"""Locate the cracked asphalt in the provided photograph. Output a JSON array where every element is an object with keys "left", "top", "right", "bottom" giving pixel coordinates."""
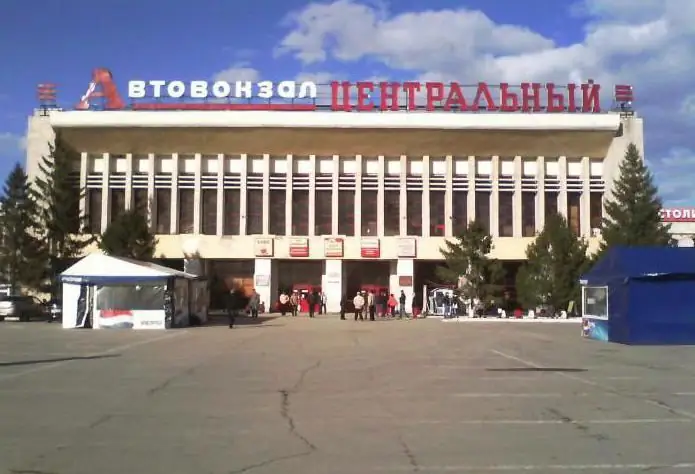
[{"left": 2, "top": 317, "right": 695, "bottom": 474}]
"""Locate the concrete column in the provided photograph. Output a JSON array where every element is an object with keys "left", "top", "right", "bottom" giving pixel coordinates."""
[
  {"left": 395, "top": 259, "right": 415, "bottom": 314},
  {"left": 490, "top": 155, "right": 500, "bottom": 237},
  {"left": 558, "top": 155, "right": 568, "bottom": 218},
  {"left": 581, "top": 156, "right": 591, "bottom": 237},
  {"left": 216, "top": 154, "right": 224, "bottom": 236},
  {"left": 422, "top": 155, "right": 430, "bottom": 237},
  {"left": 377, "top": 155, "right": 384, "bottom": 236},
  {"left": 354, "top": 155, "right": 362, "bottom": 237},
  {"left": 239, "top": 154, "right": 248, "bottom": 235},
  {"left": 79, "top": 152, "right": 88, "bottom": 221},
  {"left": 331, "top": 155, "right": 339, "bottom": 235},
  {"left": 147, "top": 153, "right": 155, "bottom": 231},
  {"left": 323, "top": 259, "right": 343, "bottom": 313},
  {"left": 100, "top": 152, "right": 110, "bottom": 232},
  {"left": 536, "top": 156, "right": 545, "bottom": 232},
  {"left": 308, "top": 154, "right": 316, "bottom": 236},
  {"left": 286, "top": 154, "right": 293, "bottom": 236},
  {"left": 170, "top": 154, "right": 179, "bottom": 235},
  {"left": 193, "top": 153, "right": 202, "bottom": 234},
  {"left": 513, "top": 155, "right": 522, "bottom": 237},
  {"left": 254, "top": 258, "right": 274, "bottom": 312},
  {"left": 467, "top": 156, "right": 476, "bottom": 222},
  {"left": 445, "top": 155, "right": 454, "bottom": 236},
  {"left": 262, "top": 153, "right": 270, "bottom": 235},
  {"left": 125, "top": 153, "right": 133, "bottom": 210},
  {"left": 399, "top": 154, "right": 407, "bottom": 236}
]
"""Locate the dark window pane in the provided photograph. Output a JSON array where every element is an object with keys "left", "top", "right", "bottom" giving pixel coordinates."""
[
  {"left": 452, "top": 191, "right": 467, "bottom": 235},
  {"left": 315, "top": 190, "right": 332, "bottom": 235},
  {"left": 291, "top": 190, "right": 309, "bottom": 235},
  {"left": 246, "top": 190, "right": 263, "bottom": 235},
  {"left": 590, "top": 192, "right": 603, "bottom": 230},
  {"left": 430, "top": 191, "right": 446, "bottom": 236},
  {"left": 362, "top": 191, "right": 378, "bottom": 236},
  {"left": 545, "top": 192, "right": 558, "bottom": 222},
  {"left": 110, "top": 189, "right": 125, "bottom": 223},
  {"left": 499, "top": 192, "right": 514, "bottom": 237},
  {"left": 178, "top": 189, "right": 194, "bottom": 234},
  {"left": 406, "top": 191, "right": 422, "bottom": 236},
  {"left": 521, "top": 192, "right": 536, "bottom": 237},
  {"left": 67, "top": 174, "right": 80, "bottom": 233},
  {"left": 384, "top": 190, "right": 400, "bottom": 236},
  {"left": 269, "top": 190, "right": 286, "bottom": 235},
  {"left": 475, "top": 191, "right": 490, "bottom": 233},
  {"left": 155, "top": 189, "right": 171, "bottom": 234},
  {"left": 568, "top": 192, "right": 581, "bottom": 235},
  {"left": 87, "top": 189, "right": 102, "bottom": 233},
  {"left": 133, "top": 189, "right": 148, "bottom": 219},
  {"left": 223, "top": 189, "right": 240, "bottom": 235},
  {"left": 202, "top": 189, "right": 217, "bottom": 235},
  {"left": 338, "top": 191, "right": 355, "bottom": 236}
]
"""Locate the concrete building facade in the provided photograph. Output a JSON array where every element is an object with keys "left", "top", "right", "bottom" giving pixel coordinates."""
[{"left": 25, "top": 109, "right": 644, "bottom": 312}]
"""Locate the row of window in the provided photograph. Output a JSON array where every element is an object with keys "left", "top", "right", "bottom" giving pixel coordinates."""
[{"left": 86, "top": 189, "right": 603, "bottom": 237}]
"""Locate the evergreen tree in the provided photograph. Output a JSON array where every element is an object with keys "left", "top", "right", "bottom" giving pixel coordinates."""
[
  {"left": 436, "top": 220, "right": 505, "bottom": 304},
  {"left": 599, "top": 143, "right": 672, "bottom": 253},
  {"left": 0, "top": 163, "right": 47, "bottom": 293},
  {"left": 99, "top": 209, "right": 157, "bottom": 260},
  {"left": 516, "top": 213, "right": 589, "bottom": 313},
  {"left": 33, "top": 132, "right": 93, "bottom": 289}
]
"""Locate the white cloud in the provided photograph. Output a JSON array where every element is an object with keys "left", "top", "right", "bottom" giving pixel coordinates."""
[
  {"left": 274, "top": 0, "right": 695, "bottom": 204},
  {"left": 213, "top": 63, "right": 260, "bottom": 83}
]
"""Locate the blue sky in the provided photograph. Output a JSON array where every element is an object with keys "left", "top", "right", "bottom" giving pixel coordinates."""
[{"left": 1, "top": 0, "right": 693, "bottom": 205}]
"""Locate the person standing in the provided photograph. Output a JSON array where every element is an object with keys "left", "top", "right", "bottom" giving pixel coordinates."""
[
  {"left": 279, "top": 291, "right": 289, "bottom": 316},
  {"left": 308, "top": 290, "right": 319, "bottom": 318},
  {"left": 289, "top": 291, "right": 299, "bottom": 317},
  {"left": 248, "top": 288, "right": 260, "bottom": 318},
  {"left": 399, "top": 290, "right": 407, "bottom": 319},
  {"left": 368, "top": 290, "right": 376, "bottom": 321},
  {"left": 320, "top": 291, "right": 327, "bottom": 315},
  {"left": 339, "top": 294, "right": 347, "bottom": 320},
  {"left": 387, "top": 293, "right": 397, "bottom": 318},
  {"left": 226, "top": 289, "right": 238, "bottom": 328},
  {"left": 353, "top": 292, "right": 365, "bottom": 321}
]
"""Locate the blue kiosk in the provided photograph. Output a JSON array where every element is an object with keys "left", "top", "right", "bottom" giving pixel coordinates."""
[{"left": 580, "top": 246, "right": 695, "bottom": 345}]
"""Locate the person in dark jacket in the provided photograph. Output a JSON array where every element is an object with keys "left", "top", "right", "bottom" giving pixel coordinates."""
[
  {"left": 339, "top": 294, "right": 346, "bottom": 320},
  {"left": 226, "top": 290, "right": 238, "bottom": 328},
  {"left": 308, "top": 291, "right": 319, "bottom": 318}
]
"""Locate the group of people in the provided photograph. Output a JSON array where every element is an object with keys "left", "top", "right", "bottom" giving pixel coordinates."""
[
  {"left": 277, "top": 290, "right": 328, "bottom": 318},
  {"left": 226, "top": 287, "right": 261, "bottom": 329},
  {"left": 343, "top": 290, "right": 416, "bottom": 321}
]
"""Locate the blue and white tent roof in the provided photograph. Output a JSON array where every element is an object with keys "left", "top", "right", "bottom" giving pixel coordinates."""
[{"left": 61, "top": 253, "right": 197, "bottom": 283}]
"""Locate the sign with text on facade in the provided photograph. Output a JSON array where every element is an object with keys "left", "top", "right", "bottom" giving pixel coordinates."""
[
  {"left": 255, "top": 275, "right": 270, "bottom": 287},
  {"left": 289, "top": 238, "right": 310, "bottom": 258},
  {"left": 397, "top": 238, "right": 417, "bottom": 258},
  {"left": 660, "top": 208, "right": 695, "bottom": 223},
  {"left": 60, "top": 68, "right": 632, "bottom": 113},
  {"left": 254, "top": 238, "right": 274, "bottom": 257},
  {"left": 360, "top": 238, "right": 380, "bottom": 258},
  {"left": 324, "top": 238, "right": 344, "bottom": 258}
]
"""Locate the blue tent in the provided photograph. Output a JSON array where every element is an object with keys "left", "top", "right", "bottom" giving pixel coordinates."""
[{"left": 580, "top": 246, "right": 695, "bottom": 345}]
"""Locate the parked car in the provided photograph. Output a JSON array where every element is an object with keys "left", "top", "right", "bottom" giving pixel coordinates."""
[{"left": 0, "top": 295, "right": 47, "bottom": 322}]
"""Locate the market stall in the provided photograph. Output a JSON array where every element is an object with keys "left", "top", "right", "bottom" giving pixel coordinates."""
[
  {"left": 60, "top": 254, "right": 208, "bottom": 330},
  {"left": 580, "top": 246, "right": 695, "bottom": 344}
]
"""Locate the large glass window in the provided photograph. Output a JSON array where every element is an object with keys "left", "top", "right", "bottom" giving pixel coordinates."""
[
  {"left": 362, "top": 191, "right": 378, "bottom": 236},
  {"left": 384, "top": 190, "right": 400, "bottom": 236},
  {"left": 568, "top": 192, "right": 581, "bottom": 235},
  {"left": 315, "top": 190, "right": 332, "bottom": 235},
  {"left": 87, "top": 189, "right": 102, "bottom": 233},
  {"left": 583, "top": 286, "right": 608, "bottom": 320},
  {"left": 246, "top": 189, "right": 263, "bottom": 235},
  {"left": 338, "top": 191, "right": 355, "bottom": 236},
  {"left": 430, "top": 191, "right": 446, "bottom": 236},
  {"left": 590, "top": 192, "right": 603, "bottom": 231},
  {"left": 96, "top": 284, "right": 165, "bottom": 311},
  {"left": 452, "top": 191, "right": 467, "bottom": 235},
  {"left": 545, "top": 192, "right": 559, "bottom": 223},
  {"left": 475, "top": 191, "right": 491, "bottom": 233},
  {"left": 521, "top": 192, "right": 536, "bottom": 237},
  {"left": 499, "top": 192, "right": 514, "bottom": 237},
  {"left": 178, "top": 189, "right": 194, "bottom": 234},
  {"left": 291, "top": 190, "right": 309, "bottom": 235},
  {"left": 223, "top": 190, "right": 240, "bottom": 235},
  {"left": 155, "top": 189, "right": 171, "bottom": 234},
  {"left": 201, "top": 189, "right": 217, "bottom": 235},
  {"left": 406, "top": 191, "right": 422, "bottom": 236},
  {"left": 110, "top": 189, "right": 125, "bottom": 223},
  {"left": 269, "top": 190, "right": 286, "bottom": 235},
  {"left": 133, "top": 189, "right": 148, "bottom": 219}
]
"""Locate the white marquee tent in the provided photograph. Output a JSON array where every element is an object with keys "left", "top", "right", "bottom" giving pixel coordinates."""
[{"left": 60, "top": 254, "right": 208, "bottom": 330}]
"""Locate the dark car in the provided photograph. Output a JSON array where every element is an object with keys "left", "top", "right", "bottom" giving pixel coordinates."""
[{"left": 0, "top": 295, "right": 46, "bottom": 322}]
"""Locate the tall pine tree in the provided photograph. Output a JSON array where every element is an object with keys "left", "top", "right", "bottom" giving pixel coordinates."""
[
  {"left": 33, "top": 132, "right": 93, "bottom": 290},
  {"left": 436, "top": 220, "right": 504, "bottom": 304},
  {"left": 99, "top": 209, "right": 158, "bottom": 260},
  {"left": 516, "top": 213, "right": 588, "bottom": 313},
  {"left": 0, "top": 163, "right": 47, "bottom": 293},
  {"left": 599, "top": 143, "right": 672, "bottom": 253}
]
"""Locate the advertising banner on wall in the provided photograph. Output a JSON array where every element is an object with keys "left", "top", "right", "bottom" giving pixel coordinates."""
[
  {"left": 289, "top": 238, "right": 310, "bottom": 257},
  {"left": 361, "top": 238, "right": 380, "bottom": 258},
  {"left": 324, "top": 238, "right": 344, "bottom": 258},
  {"left": 397, "top": 238, "right": 417, "bottom": 258},
  {"left": 254, "top": 238, "right": 274, "bottom": 257}
]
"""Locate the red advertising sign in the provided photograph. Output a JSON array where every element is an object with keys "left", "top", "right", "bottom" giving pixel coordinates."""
[
  {"left": 660, "top": 208, "right": 695, "bottom": 223},
  {"left": 360, "top": 238, "right": 380, "bottom": 258},
  {"left": 289, "top": 238, "right": 309, "bottom": 257}
]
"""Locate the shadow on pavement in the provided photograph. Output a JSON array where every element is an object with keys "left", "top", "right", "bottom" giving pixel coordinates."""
[
  {"left": 486, "top": 367, "right": 588, "bottom": 373},
  {"left": 0, "top": 354, "right": 120, "bottom": 367},
  {"left": 203, "top": 315, "right": 282, "bottom": 328}
]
